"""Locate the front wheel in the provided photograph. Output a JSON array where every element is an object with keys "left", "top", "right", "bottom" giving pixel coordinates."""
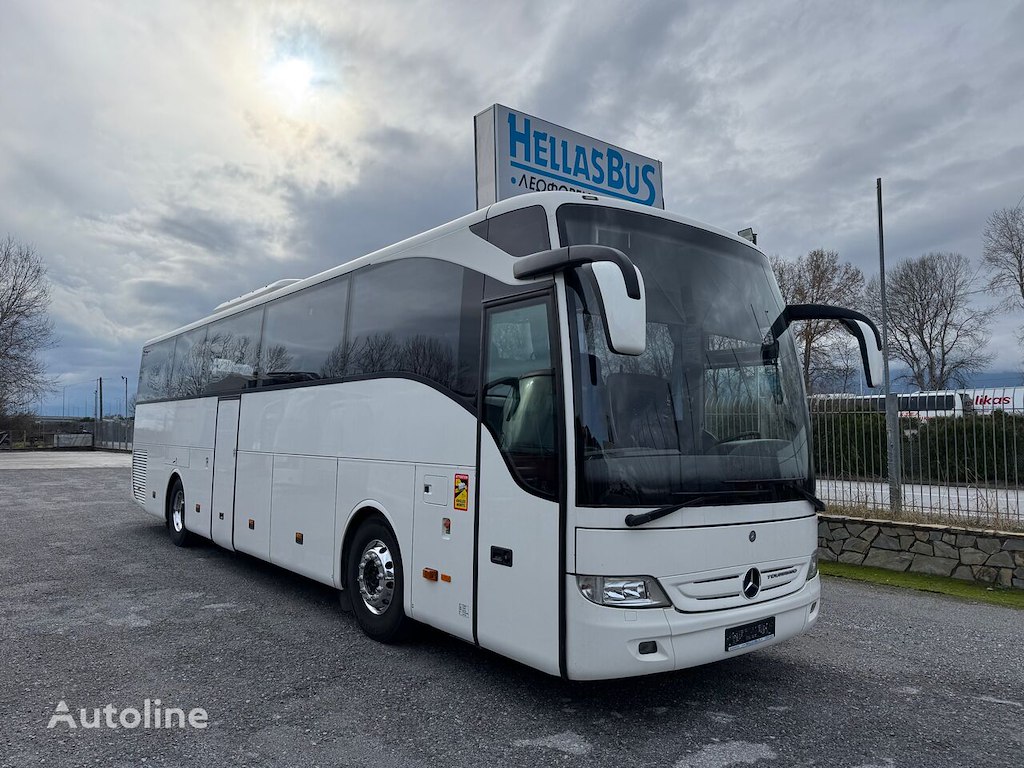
[
  {"left": 167, "top": 477, "right": 193, "bottom": 548},
  {"left": 347, "top": 517, "right": 409, "bottom": 643}
]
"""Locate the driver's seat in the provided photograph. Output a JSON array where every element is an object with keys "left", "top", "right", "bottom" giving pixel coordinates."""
[{"left": 605, "top": 373, "right": 679, "bottom": 450}]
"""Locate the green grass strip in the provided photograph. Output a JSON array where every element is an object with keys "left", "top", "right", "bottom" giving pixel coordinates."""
[{"left": 820, "top": 561, "right": 1024, "bottom": 610}]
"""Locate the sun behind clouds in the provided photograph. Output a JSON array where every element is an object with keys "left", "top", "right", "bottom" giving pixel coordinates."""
[{"left": 264, "top": 56, "right": 315, "bottom": 113}]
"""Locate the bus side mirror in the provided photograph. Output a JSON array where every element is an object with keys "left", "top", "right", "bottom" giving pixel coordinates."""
[
  {"left": 587, "top": 261, "right": 647, "bottom": 355},
  {"left": 839, "top": 318, "right": 884, "bottom": 389},
  {"left": 770, "top": 304, "right": 884, "bottom": 388},
  {"left": 513, "top": 244, "right": 647, "bottom": 356}
]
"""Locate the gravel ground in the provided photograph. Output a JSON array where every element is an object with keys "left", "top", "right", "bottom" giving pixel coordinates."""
[{"left": 1, "top": 462, "right": 1021, "bottom": 768}]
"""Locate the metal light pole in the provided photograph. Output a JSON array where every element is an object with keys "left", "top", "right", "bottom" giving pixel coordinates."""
[
  {"left": 876, "top": 178, "right": 902, "bottom": 513},
  {"left": 121, "top": 376, "right": 128, "bottom": 418}
]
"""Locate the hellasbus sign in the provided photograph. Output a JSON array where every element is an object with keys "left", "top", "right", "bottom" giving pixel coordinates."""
[{"left": 474, "top": 104, "right": 664, "bottom": 209}]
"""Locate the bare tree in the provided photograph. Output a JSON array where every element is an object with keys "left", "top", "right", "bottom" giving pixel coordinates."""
[
  {"left": 770, "top": 249, "right": 865, "bottom": 393},
  {"left": 320, "top": 342, "right": 355, "bottom": 378},
  {"left": 982, "top": 206, "right": 1024, "bottom": 320},
  {"left": 397, "top": 335, "right": 457, "bottom": 388},
  {"left": 0, "top": 236, "right": 56, "bottom": 416},
  {"left": 355, "top": 333, "right": 400, "bottom": 374},
  {"left": 812, "top": 336, "right": 861, "bottom": 393},
  {"left": 867, "top": 252, "right": 992, "bottom": 389}
]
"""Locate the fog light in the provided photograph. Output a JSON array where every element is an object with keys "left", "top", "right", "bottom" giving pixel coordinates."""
[
  {"left": 638, "top": 640, "right": 658, "bottom": 655},
  {"left": 576, "top": 575, "right": 670, "bottom": 608}
]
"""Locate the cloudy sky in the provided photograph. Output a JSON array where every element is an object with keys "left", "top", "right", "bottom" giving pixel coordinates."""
[{"left": 2, "top": 0, "right": 1023, "bottom": 414}]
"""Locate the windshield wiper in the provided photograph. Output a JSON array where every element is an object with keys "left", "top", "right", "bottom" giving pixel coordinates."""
[
  {"left": 778, "top": 479, "right": 826, "bottom": 511},
  {"left": 624, "top": 490, "right": 760, "bottom": 528},
  {"left": 725, "top": 478, "right": 826, "bottom": 512}
]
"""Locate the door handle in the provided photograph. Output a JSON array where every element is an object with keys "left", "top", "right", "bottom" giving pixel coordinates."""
[{"left": 490, "top": 546, "right": 513, "bottom": 567}]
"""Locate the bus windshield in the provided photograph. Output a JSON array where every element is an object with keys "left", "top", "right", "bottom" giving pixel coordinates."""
[{"left": 559, "top": 204, "right": 811, "bottom": 507}]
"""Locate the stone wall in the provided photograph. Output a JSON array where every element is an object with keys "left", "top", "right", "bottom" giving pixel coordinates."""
[{"left": 818, "top": 515, "right": 1024, "bottom": 589}]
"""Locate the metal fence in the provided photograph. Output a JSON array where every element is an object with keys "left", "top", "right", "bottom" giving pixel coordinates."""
[
  {"left": 811, "top": 399, "right": 1023, "bottom": 528},
  {"left": 93, "top": 418, "right": 133, "bottom": 451},
  {"left": 0, "top": 417, "right": 132, "bottom": 452}
]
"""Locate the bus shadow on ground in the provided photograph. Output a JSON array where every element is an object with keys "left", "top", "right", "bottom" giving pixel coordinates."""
[{"left": 130, "top": 515, "right": 815, "bottom": 715}]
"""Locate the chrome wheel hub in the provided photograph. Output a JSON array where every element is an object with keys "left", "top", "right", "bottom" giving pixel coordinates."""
[
  {"left": 171, "top": 490, "right": 184, "bottom": 533},
  {"left": 357, "top": 539, "right": 395, "bottom": 615}
]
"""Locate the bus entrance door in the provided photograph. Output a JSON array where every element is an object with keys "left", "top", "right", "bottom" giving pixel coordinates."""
[
  {"left": 210, "top": 396, "right": 241, "bottom": 548},
  {"left": 475, "top": 296, "right": 563, "bottom": 677}
]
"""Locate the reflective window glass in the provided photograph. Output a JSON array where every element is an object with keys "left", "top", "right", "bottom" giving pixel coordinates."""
[
  {"left": 137, "top": 338, "right": 175, "bottom": 402},
  {"left": 259, "top": 279, "right": 348, "bottom": 386},
  {"left": 169, "top": 326, "right": 209, "bottom": 398},
  {"left": 205, "top": 307, "right": 263, "bottom": 394}
]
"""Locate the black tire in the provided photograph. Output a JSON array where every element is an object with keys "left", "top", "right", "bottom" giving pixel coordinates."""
[
  {"left": 166, "top": 476, "right": 193, "bottom": 548},
  {"left": 346, "top": 517, "right": 408, "bottom": 643}
]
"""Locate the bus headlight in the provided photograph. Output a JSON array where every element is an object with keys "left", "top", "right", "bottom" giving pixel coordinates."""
[
  {"left": 576, "top": 575, "right": 671, "bottom": 608},
  {"left": 807, "top": 552, "right": 819, "bottom": 580}
]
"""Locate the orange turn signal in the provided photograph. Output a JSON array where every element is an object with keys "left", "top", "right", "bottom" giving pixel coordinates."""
[
  {"left": 440, "top": 573, "right": 452, "bottom": 583},
  {"left": 422, "top": 568, "right": 438, "bottom": 581}
]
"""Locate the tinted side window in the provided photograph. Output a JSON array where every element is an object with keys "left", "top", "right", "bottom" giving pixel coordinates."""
[
  {"left": 137, "top": 338, "right": 176, "bottom": 403},
  {"left": 205, "top": 307, "right": 263, "bottom": 394},
  {"left": 483, "top": 300, "right": 559, "bottom": 497},
  {"left": 473, "top": 206, "right": 551, "bottom": 257},
  {"left": 347, "top": 259, "right": 482, "bottom": 399},
  {"left": 259, "top": 278, "right": 348, "bottom": 385},
  {"left": 169, "top": 326, "right": 209, "bottom": 398}
]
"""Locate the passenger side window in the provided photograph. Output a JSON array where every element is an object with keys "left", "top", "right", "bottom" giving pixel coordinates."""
[
  {"left": 205, "top": 307, "right": 263, "bottom": 394},
  {"left": 347, "top": 259, "right": 479, "bottom": 396},
  {"left": 169, "top": 326, "right": 209, "bottom": 398},
  {"left": 259, "top": 278, "right": 349, "bottom": 385},
  {"left": 137, "top": 338, "right": 176, "bottom": 403},
  {"left": 483, "top": 300, "right": 559, "bottom": 498}
]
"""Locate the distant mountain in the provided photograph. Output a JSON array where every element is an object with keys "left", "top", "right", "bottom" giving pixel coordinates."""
[
  {"left": 819, "top": 369, "right": 1022, "bottom": 395},
  {"left": 965, "top": 370, "right": 1023, "bottom": 388}
]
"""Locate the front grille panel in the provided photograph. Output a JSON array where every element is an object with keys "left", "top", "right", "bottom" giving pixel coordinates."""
[{"left": 664, "top": 558, "right": 809, "bottom": 612}]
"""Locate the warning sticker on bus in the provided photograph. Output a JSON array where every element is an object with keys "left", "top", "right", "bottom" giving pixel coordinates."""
[{"left": 454, "top": 474, "right": 469, "bottom": 510}]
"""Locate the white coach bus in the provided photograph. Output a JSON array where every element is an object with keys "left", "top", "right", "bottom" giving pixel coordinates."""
[
  {"left": 809, "top": 391, "right": 971, "bottom": 419},
  {"left": 131, "top": 191, "right": 882, "bottom": 680}
]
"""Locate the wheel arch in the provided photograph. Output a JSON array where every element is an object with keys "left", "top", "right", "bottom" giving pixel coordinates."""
[
  {"left": 338, "top": 501, "right": 400, "bottom": 590},
  {"left": 164, "top": 471, "right": 184, "bottom": 525}
]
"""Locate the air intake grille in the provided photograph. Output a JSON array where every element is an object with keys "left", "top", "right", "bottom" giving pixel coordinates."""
[
  {"left": 131, "top": 450, "right": 148, "bottom": 503},
  {"left": 664, "top": 559, "right": 808, "bottom": 612}
]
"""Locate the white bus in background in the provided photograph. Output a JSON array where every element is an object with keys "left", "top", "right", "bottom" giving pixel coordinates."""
[
  {"left": 131, "top": 191, "right": 881, "bottom": 680},
  {"left": 809, "top": 391, "right": 970, "bottom": 419},
  {"left": 960, "top": 387, "right": 1024, "bottom": 415}
]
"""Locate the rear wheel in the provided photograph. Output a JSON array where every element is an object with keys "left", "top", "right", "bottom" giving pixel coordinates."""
[
  {"left": 167, "top": 477, "right": 193, "bottom": 547},
  {"left": 347, "top": 517, "right": 408, "bottom": 642}
]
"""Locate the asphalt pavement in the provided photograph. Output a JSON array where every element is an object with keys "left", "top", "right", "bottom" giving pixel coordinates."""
[{"left": 1, "top": 458, "right": 1021, "bottom": 767}]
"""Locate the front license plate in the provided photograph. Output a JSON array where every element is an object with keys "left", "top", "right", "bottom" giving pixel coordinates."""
[{"left": 725, "top": 617, "right": 776, "bottom": 651}]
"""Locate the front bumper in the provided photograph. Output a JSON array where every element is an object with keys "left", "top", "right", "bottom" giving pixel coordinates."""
[{"left": 564, "top": 573, "right": 821, "bottom": 680}]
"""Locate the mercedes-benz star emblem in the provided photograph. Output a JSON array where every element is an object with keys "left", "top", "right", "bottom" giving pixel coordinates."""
[
  {"left": 742, "top": 568, "right": 761, "bottom": 599},
  {"left": 749, "top": 530, "right": 757, "bottom": 542}
]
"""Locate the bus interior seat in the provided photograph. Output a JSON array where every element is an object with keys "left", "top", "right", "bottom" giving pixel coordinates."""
[{"left": 500, "top": 370, "right": 556, "bottom": 454}]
